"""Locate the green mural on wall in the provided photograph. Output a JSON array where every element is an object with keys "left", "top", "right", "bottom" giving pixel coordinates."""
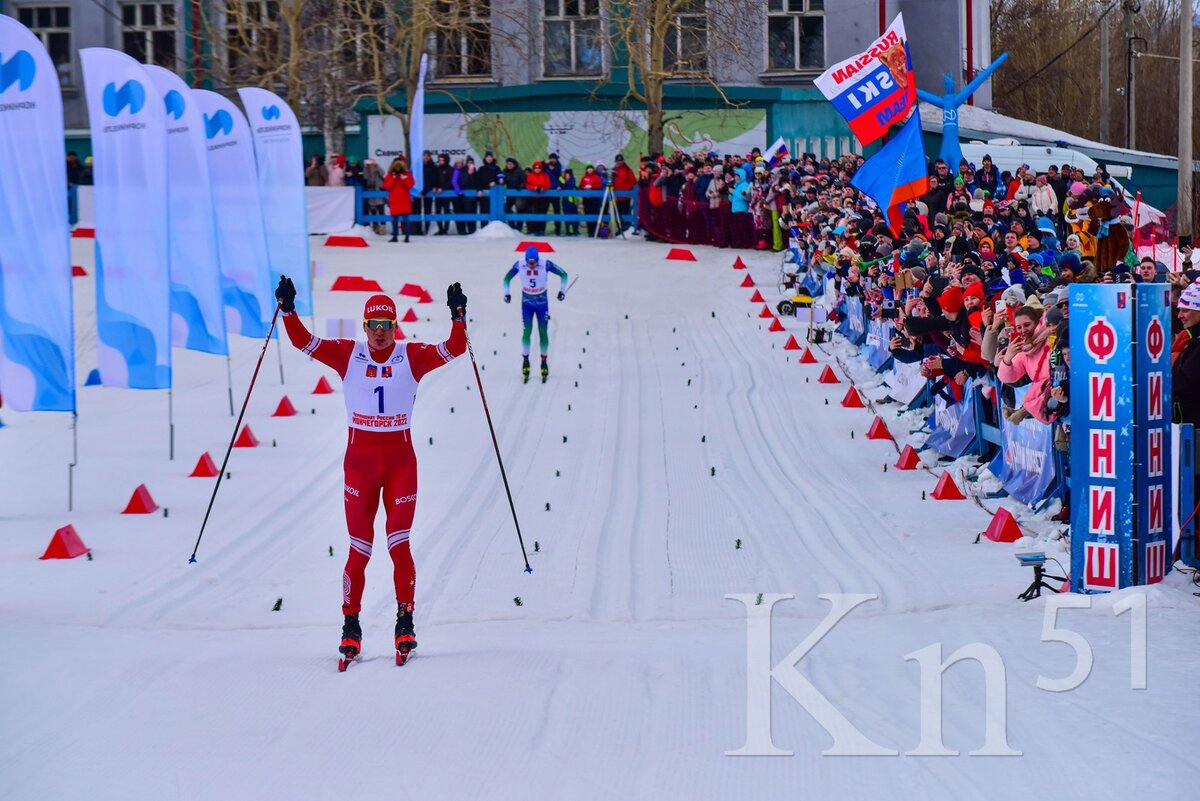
[{"left": 393, "top": 108, "right": 767, "bottom": 175}]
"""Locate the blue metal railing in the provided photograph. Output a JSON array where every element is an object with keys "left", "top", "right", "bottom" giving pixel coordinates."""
[{"left": 353, "top": 185, "right": 637, "bottom": 229}]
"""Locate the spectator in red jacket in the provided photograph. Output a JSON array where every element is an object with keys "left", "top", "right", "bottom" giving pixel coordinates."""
[
  {"left": 579, "top": 164, "right": 604, "bottom": 237},
  {"left": 611, "top": 154, "right": 637, "bottom": 229},
  {"left": 525, "top": 160, "right": 552, "bottom": 235},
  {"left": 383, "top": 159, "right": 415, "bottom": 243}
]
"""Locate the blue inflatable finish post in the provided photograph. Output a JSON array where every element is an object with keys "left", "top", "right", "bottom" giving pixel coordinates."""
[{"left": 916, "top": 52, "right": 1009, "bottom": 169}]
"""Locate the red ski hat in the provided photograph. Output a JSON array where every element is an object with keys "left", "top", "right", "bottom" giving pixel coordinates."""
[
  {"left": 363, "top": 294, "right": 397, "bottom": 320},
  {"left": 938, "top": 285, "right": 964, "bottom": 315}
]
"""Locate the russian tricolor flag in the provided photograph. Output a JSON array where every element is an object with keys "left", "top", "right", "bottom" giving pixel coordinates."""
[{"left": 764, "top": 137, "right": 790, "bottom": 167}]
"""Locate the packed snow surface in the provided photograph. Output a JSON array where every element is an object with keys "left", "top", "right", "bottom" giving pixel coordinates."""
[{"left": 1, "top": 231, "right": 1196, "bottom": 799}]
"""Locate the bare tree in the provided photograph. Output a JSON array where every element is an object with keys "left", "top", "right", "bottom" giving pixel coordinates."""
[{"left": 604, "top": 0, "right": 754, "bottom": 156}]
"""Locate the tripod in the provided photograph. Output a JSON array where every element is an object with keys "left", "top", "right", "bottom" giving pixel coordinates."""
[
  {"left": 1018, "top": 563, "right": 1068, "bottom": 601},
  {"left": 594, "top": 185, "right": 625, "bottom": 240}
]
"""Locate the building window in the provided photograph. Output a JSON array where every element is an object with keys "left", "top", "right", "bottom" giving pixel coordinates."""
[
  {"left": 434, "top": 1, "right": 492, "bottom": 79},
  {"left": 16, "top": 5, "right": 72, "bottom": 85},
  {"left": 543, "top": 0, "right": 602, "bottom": 77},
  {"left": 120, "top": 3, "right": 178, "bottom": 68},
  {"left": 767, "top": 0, "right": 825, "bottom": 72},
  {"left": 664, "top": 0, "right": 706, "bottom": 74},
  {"left": 224, "top": 1, "right": 281, "bottom": 78}
]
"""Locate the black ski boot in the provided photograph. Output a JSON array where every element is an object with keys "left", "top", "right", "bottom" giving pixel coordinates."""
[
  {"left": 337, "top": 613, "right": 362, "bottom": 671},
  {"left": 540, "top": 355, "right": 549, "bottom": 383},
  {"left": 522, "top": 355, "right": 531, "bottom": 383},
  {"left": 395, "top": 602, "right": 417, "bottom": 666}
]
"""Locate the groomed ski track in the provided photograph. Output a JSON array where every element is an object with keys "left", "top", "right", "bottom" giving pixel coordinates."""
[{"left": 0, "top": 232, "right": 1196, "bottom": 799}]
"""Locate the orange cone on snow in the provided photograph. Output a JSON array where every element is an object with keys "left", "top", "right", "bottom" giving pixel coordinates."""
[
  {"left": 866, "top": 416, "right": 893, "bottom": 441},
  {"left": 122, "top": 484, "right": 159, "bottom": 514},
  {"left": 233, "top": 425, "right": 259, "bottom": 448},
  {"left": 750, "top": 289, "right": 765, "bottom": 303},
  {"left": 39, "top": 525, "right": 89, "bottom": 559},
  {"left": 841, "top": 387, "right": 866, "bottom": 408},
  {"left": 783, "top": 335, "right": 801, "bottom": 350},
  {"left": 313, "top": 376, "right": 334, "bottom": 394},
  {"left": 818, "top": 365, "right": 839, "bottom": 383},
  {"left": 798, "top": 347, "right": 818, "bottom": 364},
  {"left": 732, "top": 256, "right": 747, "bottom": 269},
  {"left": 982, "top": 507, "right": 1023, "bottom": 543},
  {"left": 740, "top": 275, "right": 755, "bottom": 288},
  {"left": 895, "top": 445, "right": 921, "bottom": 470},
  {"left": 272, "top": 396, "right": 297, "bottom": 417},
  {"left": 666, "top": 247, "right": 697, "bottom": 261},
  {"left": 190, "top": 452, "right": 219, "bottom": 477},
  {"left": 769, "top": 318, "right": 786, "bottom": 332},
  {"left": 402, "top": 308, "right": 418, "bottom": 323},
  {"left": 758, "top": 305, "right": 773, "bottom": 318},
  {"left": 931, "top": 472, "right": 966, "bottom": 500},
  {"left": 393, "top": 326, "right": 406, "bottom": 341}
]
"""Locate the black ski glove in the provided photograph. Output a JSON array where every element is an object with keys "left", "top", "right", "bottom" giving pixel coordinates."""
[
  {"left": 557, "top": 291, "right": 565, "bottom": 302},
  {"left": 275, "top": 276, "right": 297, "bottom": 314},
  {"left": 447, "top": 283, "right": 468, "bottom": 322},
  {"left": 504, "top": 294, "right": 512, "bottom": 304}
]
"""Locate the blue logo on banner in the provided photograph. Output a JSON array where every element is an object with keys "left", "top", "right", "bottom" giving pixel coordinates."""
[
  {"left": 262, "top": 104, "right": 281, "bottom": 121},
  {"left": 102, "top": 80, "right": 146, "bottom": 116},
  {"left": 0, "top": 50, "right": 36, "bottom": 93},
  {"left": 163, "top": 90, "right": 185, "bottom": 120},
  {"left": 204, "top": 110, "right": 234, "bottom": 139}
]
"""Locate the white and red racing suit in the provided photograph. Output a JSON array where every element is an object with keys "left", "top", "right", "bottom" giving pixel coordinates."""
[{"left": 283, "top": 312, "right": 466, "bottom": 614}]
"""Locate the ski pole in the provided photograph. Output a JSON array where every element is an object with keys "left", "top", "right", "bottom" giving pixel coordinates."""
[
  {"left": 189, "top": 302, "right": 282, "bottom": 564},
  {"left": 460, "top": 309, "right": 533, "bottom": 573}
]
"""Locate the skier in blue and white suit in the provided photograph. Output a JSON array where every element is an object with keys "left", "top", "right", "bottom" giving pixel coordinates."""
[{"left": 504, "top": 245, "right": 569, "bottom": 380}]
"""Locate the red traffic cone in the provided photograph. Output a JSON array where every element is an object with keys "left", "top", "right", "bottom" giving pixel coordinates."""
[
  {"left": 313, "top": 376, "right": 334, "bottom": 394},
  {"left": 402, "top": 308, "right": 418, "bottom": 323},
  {"left": 740, "top": 274, "right": 755, "bottom": 288},
  {"left": 190, "top": 452, "right": 219, "bottom": 477},
  {"left": 273, "top": 396, "right": 297, "bottom": 417},
  {"left": 758, "top": 305, "right": 773, "bottom": 318},
  {"left": 733, "top": 256, "right": 747, "bottom": 269},
  {"left": 841, "top": 387, "right": 866, "bottom": 408},
  {"left": 769, "top": 318, "right": 786, "bottom": 332},
  {"left": 931, "top": 472, "right": 966, "bottom": 500},
  {"left": 783, "top": 334, "right": 800, "bottom": 350},
  {"left": 122, "top": 484, "right": 159, "bottom": 514},
  {"left": 895, "top": 445, "right": 921, "bottom": 470},
  {"left": 866, "top": 416, "right": 893, "bottom": 441},
  {"left": 750, "top": 289, "right": 765, "bottom": 303},
  {"left": 394, "top": 326, "right": 406, "bottom": 341},
  {"left": 39, "top": 525, "right": 89, "bottom": 559},
  {"left": 798, "top": 347, "right": 818, "bottom": 364},
  {"left": 982, "top": 507, "right": 1023, "bottom": 543},
  {"left": 233, "top": 425, "right": 259, "bottom": 448},
  {"left": 818, "top": 365, "right": 840, "bottom": 384}
]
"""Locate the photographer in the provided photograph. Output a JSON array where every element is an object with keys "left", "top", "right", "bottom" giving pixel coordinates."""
[{"left": 383, "top": 158, "right": 415, "bottom": 243}]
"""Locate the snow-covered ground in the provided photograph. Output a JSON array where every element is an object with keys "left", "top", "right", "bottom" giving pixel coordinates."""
[{"left": 2, "top": 227, "right": 1197, "bottom": 799}]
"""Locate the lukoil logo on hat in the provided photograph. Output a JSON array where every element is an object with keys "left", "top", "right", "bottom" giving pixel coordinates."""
[
  {"left": 0, "top": 50, "right": 36, "bottom": 94},
  {"left": 363, "top": 294, "right": 397, "bottom": 320}
]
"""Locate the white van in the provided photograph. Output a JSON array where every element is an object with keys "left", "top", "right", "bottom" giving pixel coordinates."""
[{"left": 959, "top": 139, "right": 1132, "bottom": 179}]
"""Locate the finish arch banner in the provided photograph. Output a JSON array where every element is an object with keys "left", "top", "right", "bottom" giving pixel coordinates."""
[
  {"left": 144, "top": 65, "right": 227, "bottom": 355},
  {"left": 0, "top": 17, "right": 75, "bottom": 411},
  {"left": 238, "top": 87, "right": 312, "bottom": 316},
  {"left": 80, "top": 48, "right": 171, "bottom": 389},
  {"left": 193, "top": 89, "right": 273, "bottom": 338}
]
